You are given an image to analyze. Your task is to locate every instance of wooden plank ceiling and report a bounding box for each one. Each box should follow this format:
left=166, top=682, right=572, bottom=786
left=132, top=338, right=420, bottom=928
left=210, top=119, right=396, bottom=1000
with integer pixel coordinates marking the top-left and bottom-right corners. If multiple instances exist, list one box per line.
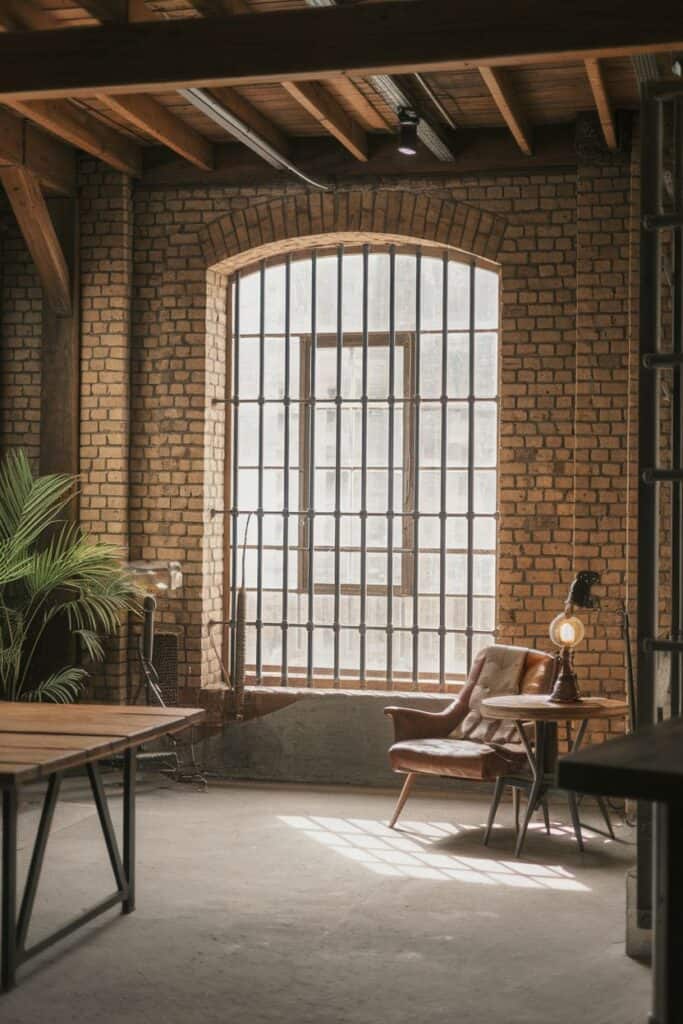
left=0, top=0, right=663, bottom=193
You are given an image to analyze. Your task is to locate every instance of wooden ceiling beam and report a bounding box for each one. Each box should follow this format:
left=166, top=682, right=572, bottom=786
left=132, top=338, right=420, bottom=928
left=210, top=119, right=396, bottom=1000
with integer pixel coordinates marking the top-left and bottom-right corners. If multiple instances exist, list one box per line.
left=77, top=1, right=129, bottom=20
left=0, top=107, right=75, bottom=194
left=99, top=93, right=214, bottom=168
left=141, top=123, right=579, bottom=188
left=0, top=166, right=71, bottom=314
left=479, top=66, right=532, bottom=155
left=126, top=0, right=158, bottom=21
left=283, top=81, right=368, bottom=161
left=186, top=0, right=251, bottom=13
left=0, top=0, right=680, bottom=100
left=6, top=98, right=142, bottom=175
left=328, top=76, right=390, bottom=132
left=2, top=0, right=214, bottom=172
left=0, top=0, right=56, bottom=30
left=584, top=58, right=618, bottom=150
left=191, top=0, right=372, bottom=158
left=205, top=87, right=291, bottom=155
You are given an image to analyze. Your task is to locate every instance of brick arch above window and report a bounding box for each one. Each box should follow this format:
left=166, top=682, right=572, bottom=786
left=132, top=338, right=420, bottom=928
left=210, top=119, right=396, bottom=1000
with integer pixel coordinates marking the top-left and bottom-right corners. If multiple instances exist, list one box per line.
left=200, top=191, right=508, bottom=273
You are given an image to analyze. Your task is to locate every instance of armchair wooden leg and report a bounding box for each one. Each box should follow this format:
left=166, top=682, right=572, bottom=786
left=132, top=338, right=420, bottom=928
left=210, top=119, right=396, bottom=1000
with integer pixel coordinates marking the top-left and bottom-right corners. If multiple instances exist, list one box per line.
left=389, top=773, right=416, bottom=829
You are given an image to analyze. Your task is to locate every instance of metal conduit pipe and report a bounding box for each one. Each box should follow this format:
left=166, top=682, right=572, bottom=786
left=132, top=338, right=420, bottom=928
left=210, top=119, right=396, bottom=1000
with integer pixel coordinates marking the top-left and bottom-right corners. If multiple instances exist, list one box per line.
left=180, top=87, right=329, bottom=190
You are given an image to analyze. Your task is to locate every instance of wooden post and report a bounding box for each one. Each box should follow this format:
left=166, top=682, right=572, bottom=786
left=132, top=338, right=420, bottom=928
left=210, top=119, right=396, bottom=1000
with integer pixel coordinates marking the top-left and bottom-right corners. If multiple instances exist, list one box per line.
left=39, top=196, right=80, bottom=502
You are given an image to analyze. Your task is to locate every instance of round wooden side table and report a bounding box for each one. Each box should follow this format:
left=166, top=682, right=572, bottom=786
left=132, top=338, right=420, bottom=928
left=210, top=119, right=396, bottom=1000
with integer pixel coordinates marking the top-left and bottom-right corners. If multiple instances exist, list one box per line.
left=480, top=694, right=629, bottom=857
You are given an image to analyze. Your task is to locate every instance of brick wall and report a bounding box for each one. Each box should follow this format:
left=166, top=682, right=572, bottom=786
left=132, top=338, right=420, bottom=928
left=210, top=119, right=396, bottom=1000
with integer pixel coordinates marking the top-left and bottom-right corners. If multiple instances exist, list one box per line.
left=0, top=143, right=641, bottom=734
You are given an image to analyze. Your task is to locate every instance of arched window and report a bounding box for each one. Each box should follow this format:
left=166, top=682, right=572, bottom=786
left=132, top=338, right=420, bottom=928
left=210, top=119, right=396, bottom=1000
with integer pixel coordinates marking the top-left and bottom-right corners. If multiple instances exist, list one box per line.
left=227, top=243, right=499, bottom=691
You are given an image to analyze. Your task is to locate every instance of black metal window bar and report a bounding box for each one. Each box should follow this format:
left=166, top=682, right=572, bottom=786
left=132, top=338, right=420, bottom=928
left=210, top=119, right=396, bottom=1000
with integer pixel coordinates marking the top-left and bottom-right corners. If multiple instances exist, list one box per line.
left=226, top=243, right=499, bottom=691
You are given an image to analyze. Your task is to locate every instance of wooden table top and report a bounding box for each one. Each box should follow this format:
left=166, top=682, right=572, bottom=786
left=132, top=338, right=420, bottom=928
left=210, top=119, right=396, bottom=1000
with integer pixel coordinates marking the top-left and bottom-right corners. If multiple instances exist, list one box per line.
left=480, top=694, right=630, bottom=722
left=0, top=703, right=205, bottom=786
left=558, top=715, right=683, bottom=803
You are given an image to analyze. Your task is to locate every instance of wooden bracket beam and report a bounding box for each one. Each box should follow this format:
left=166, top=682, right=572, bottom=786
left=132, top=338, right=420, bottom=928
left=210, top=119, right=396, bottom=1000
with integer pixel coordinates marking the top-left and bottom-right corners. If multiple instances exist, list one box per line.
left=6, top=98, right=142, bottom=176
left=584, top=58, right=618, bottom=150
left=283, top=80, right=368, bottom=160
left=0, top=1, right=681, bottom=100
left=0, top=166, right=71, bottom=314
left=40, top=196, right=80, bottom=494
left=0, top=107, right=75, bottom=194
left=479, top=66, right=532, bottom=155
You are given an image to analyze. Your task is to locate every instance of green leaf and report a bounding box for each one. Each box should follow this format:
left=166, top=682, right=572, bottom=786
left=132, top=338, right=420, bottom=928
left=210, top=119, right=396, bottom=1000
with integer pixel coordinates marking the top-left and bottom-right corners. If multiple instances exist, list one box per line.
left=21, top=667, right=88, bottom=704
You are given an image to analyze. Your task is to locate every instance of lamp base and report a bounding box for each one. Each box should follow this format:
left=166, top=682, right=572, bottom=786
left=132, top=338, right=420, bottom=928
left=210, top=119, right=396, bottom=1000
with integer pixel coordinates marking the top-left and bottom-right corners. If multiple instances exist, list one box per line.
left=548, top=648, right=582, bottom=703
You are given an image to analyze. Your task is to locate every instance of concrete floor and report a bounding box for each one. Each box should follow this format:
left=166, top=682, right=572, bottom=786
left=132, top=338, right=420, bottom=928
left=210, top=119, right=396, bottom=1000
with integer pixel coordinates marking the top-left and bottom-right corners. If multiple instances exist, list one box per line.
left=1, top=775, right=649, bottom=1024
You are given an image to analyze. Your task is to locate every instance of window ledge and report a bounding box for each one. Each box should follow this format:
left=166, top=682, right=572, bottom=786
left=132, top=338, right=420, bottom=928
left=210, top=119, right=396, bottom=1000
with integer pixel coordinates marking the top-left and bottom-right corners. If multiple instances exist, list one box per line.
left=197, top=683, right=463, bottom=724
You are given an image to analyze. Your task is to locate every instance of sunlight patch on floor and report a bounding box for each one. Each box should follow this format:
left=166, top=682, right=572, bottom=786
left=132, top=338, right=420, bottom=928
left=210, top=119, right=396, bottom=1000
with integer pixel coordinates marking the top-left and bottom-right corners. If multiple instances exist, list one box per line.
left=278, top=815, right=592, bottom=890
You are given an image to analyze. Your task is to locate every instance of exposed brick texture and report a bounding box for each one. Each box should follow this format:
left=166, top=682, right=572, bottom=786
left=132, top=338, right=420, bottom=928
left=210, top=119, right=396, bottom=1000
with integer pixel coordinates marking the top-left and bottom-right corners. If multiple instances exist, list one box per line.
left=0, top=147, right=641, bottom=736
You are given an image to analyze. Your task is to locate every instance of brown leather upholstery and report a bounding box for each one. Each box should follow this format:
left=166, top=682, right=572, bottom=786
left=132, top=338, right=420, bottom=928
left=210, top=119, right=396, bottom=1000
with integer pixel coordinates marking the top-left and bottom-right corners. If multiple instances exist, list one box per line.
left=385, top=645, right=555, bottom=787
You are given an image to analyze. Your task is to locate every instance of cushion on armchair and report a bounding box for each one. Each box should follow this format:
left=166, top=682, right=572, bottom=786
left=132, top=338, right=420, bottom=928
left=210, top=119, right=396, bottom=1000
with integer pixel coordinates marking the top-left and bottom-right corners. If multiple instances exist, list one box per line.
left=450, top=644, right=528, bottom=747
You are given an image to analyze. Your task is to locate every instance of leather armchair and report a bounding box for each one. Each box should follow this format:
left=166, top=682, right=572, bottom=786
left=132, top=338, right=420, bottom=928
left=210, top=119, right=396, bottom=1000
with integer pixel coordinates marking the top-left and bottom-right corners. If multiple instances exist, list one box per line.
left=384, top=644, right=555, bottom=829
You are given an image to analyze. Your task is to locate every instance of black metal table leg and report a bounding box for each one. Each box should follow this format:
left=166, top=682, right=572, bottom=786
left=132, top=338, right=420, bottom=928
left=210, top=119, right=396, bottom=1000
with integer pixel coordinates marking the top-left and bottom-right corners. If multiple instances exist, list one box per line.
left=1, top=786, right=18, bottom=993
left=123, top=747, right=136, bottom=914
left=483, top=775, right=505, bottom=846
left=515, top=722, right=547, bottom=858
left=651, top=801, right=683, bottom=1024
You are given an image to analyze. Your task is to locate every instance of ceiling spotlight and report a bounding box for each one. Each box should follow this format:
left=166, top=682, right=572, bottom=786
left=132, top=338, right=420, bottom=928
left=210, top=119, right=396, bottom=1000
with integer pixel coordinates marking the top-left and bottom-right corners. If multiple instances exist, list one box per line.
left=397, top=107, right=419, bottom=156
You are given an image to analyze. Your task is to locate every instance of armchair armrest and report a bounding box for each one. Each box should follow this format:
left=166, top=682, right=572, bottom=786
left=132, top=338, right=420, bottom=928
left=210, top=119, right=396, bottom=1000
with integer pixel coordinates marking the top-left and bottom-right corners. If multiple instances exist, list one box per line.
left=384, top=700, right=463, bottom=743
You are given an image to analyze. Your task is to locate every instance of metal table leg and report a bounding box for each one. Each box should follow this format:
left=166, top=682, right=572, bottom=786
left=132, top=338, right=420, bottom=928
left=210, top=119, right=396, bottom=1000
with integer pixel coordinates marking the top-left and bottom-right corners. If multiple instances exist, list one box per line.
left=1, top=786, right=17, bottom=993
left=515, top=722, right=547, bottom=858
left=1, top=753, right=139, bottom=993
left=123, top=747, right=136, bottom=914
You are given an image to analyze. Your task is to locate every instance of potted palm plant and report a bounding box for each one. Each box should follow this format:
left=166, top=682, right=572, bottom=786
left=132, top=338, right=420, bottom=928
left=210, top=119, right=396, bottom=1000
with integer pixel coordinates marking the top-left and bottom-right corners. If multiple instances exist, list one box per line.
left=0, top=449, right=140, bottom=703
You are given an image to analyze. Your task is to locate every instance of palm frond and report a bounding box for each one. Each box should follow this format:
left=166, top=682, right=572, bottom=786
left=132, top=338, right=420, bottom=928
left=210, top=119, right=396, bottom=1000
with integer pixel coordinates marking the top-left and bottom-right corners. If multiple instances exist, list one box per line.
left=22, top=667, right=88, bottom=703
left=0, top=450, right=74, bottom=552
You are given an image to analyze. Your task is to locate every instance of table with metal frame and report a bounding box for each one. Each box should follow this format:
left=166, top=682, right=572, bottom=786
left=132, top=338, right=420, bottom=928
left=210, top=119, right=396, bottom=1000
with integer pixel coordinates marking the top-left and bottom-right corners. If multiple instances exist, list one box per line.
left=480, top=694, right=628, bottom=857
left=0, top=702, right=204, bottom=992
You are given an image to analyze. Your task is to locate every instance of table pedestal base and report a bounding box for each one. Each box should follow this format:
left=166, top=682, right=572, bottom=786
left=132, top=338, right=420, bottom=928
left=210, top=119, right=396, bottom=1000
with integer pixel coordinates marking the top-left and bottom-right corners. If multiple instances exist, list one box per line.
left=482, top=720, right=614, bottom=857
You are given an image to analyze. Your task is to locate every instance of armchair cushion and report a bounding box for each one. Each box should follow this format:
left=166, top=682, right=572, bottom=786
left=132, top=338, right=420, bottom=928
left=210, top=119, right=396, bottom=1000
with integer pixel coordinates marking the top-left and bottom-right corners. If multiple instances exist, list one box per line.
left=389, top=737, right=528, bottom=782
left=450, top=644, right=528, bottom=746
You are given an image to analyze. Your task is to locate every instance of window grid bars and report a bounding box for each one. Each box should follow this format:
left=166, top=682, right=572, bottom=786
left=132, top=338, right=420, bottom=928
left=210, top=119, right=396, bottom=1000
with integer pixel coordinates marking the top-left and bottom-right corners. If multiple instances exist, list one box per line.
left=411, top=250, right=421, bottom=689
left=438, top=251, right=448, bottom=690
left=359, top=244, right=369, bottom=688
left=466, top=260, right=476, bottom=669
left=333, top=245, right=343, bottom=685
left=306, top=251, right=318, bottom=683
left=256, top=260, right=266, bottom=680
left=227, top=245, right=497, bottom=690
left=280, top=254, right=292, bottom=685
left=229, top=271, right=241, bottom=685
left=386, top=246, right=396, bottom=684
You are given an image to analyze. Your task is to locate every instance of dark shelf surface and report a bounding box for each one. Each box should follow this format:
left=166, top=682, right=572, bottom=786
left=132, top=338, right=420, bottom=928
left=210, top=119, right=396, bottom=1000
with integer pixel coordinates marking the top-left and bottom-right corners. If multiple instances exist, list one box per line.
left=557, top=716, right=683, bottom=803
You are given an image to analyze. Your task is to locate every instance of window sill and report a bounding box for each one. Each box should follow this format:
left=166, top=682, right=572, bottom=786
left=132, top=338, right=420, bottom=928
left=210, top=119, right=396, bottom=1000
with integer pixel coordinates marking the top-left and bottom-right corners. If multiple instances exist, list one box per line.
left=197, top=682, right=463, bottom=724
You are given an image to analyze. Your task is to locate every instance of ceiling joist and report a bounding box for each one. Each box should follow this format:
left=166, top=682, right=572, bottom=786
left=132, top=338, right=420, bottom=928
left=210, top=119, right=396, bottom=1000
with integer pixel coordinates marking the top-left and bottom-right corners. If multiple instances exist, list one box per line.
left=0, top=166, right=71, bottom=314
left=100, top=93, right=214, bottom=169
left=283, top=80, right=368, bottom=161
left=0, top=0, right=679, bottom=101
left=479, top=66, right=532, bottom=155
left=584, top=58, right=618, bottom=150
